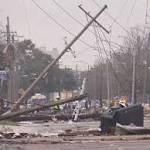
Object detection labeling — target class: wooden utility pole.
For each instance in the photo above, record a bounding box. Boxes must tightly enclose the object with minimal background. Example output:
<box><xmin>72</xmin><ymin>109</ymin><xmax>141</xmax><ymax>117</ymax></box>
<box><xmin>106</xmin><ymin>60</ymin><xmax>110</xmax><ymax>101</ymax></box>
<box><xmin>107</xmin><ymin>33</ymin><xmax>112</xmax><ymax>102</ymax></box>
<box><xmin>131</xmin><ymin>36</ymin><xmax>140</xmax><ymax>104</ymax></box>
<box><xmin>6</xmin><ymin>17</ymin><xmax>11</xmax><ymax>44</ymax></box>
<box><xmin>4</xmin><ymin>17</ymin><xmax>21</xmax><ymax>106</ymax></box>
<box><xmin>97</xmin><ymin>64</ymin><xmax>103</xmax><ymax>107</ymax></box>
<box><xmin>143</xmin><ymin>34</ymin><xmax>150</xmax><ymax>103</ymax></box>
<box><xmin>1</xmin><ymin>93</ymin><xmax>87</xmax><ymax>121</ymax></box>
<box><xmin>11</xmin><ymin>5</ymin><xmax>107</xmax><ymax>112</ymax></box>
<box><xmin>6</xmin><ymin>16</ymin><xmax>14</xmax><ymax>105</ymax></box>
<box><xmin>131</xmin><ymin>47</ymin><xmax>136</xmax><ymax>104</ymax></box>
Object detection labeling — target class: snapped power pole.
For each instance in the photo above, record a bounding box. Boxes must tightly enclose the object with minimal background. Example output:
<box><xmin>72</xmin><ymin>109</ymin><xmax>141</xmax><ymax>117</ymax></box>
<box><xmin>9</xmin><ymin>5</ymin><xmax>108</xmax><ymax>112</ymax></box>
<box><xmin>0</xmin><ymin>94</ymin><xmax>87</xmax><ymax>121</ymax></box>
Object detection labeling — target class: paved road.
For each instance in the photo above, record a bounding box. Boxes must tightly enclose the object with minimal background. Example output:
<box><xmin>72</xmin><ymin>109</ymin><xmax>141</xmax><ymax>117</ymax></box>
<box><xmin>1</xmin><ymin>140</ymin><xmax>150</xmax><ymax>150</ymax></box>
<box><xmin>0</xmin><ymin>119</ymin><xmax>150</xmax><ymax>150</ymax></box>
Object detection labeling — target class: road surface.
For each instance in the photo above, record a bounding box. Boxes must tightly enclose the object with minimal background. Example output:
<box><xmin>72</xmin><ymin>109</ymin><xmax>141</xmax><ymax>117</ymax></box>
<box><xmin>1</xmin><ymin>140</ymin><xmax>150</xmax><ymax>150</ymax></box>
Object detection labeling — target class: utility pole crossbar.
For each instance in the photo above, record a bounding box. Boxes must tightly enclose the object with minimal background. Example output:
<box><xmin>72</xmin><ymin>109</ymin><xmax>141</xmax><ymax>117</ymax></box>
<box><xmin>78</xmin><ymin>5</ymin><xmax>109</xmax><ymax>34</ymax></box>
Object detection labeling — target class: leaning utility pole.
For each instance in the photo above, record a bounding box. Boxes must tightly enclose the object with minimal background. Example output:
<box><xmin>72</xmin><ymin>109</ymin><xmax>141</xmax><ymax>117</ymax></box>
<box><xmin>10</xmin><ymin>5</ymin><xmax>107</xmax><ymax>112</ymax></box>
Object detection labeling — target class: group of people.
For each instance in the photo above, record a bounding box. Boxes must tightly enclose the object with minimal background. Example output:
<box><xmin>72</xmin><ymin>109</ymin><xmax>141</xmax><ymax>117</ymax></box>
<box><xmin>110</xmin><ymin>96</ymin><xmax>128</xmax><ymax>108</ymax></box>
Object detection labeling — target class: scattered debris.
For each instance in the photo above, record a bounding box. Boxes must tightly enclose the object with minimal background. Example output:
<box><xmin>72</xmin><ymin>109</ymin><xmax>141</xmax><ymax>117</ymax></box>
<box><xmin>116</xmin><ymin>123</ymin><xmax>150</xmax><ymax>135</ymax></box>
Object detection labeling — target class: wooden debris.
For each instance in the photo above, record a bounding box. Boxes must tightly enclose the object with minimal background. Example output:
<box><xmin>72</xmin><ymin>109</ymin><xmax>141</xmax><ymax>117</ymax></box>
<box><xmin>58</xmin><ymin>128</ymin><xmax>101</xmax><ymax>137</ymax></box>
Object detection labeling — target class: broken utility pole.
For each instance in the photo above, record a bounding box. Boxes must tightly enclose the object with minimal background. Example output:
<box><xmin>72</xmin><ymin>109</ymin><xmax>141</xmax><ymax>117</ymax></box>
<box><xmin>0</xmin><ymin>93</ymin><xmax>87</xmax><ymax>121</ymax></box>
<box><xmin>10</xmin><ymin>5</ymin><xmax>107</xmax><ymax>112</ymax></box>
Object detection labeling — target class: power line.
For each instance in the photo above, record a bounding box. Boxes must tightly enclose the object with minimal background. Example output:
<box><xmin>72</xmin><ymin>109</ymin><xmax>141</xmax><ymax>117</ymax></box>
<box><xmin>92</xmin><ymin>0</ymin><xmax>130</xmax><ymax>34</ymax></box>
<box><xmin>77</xmin><ymin>7</ymin><xmax>129</xmax><ymax>93</ymax></box>
<box><xmin>145</xmin><ymin>0</ymin><xmax>149</xmax><ymax>25</ymax></box>
<box><xmin>31</xmin><ymin>0</ymin><xmax>95</xmax><ymax>49</ymax></box>
<box><xmin>22</xmin><ymin>0</ymin><xmax>32</xmax><ymax>37</ymax></box>
<box><xmin>93</xmin><ymin>23</ymin><xmax>106</xmax><ymax>62</ymax></box>
<box><xmin>33</xmin><ymin>0</ymin><xmax>131</xmax><ymax>73</ymax></box>
<box><xmin>80</xmin><ymin>4</ymin><xmax>129</xmax><ymax>65</ymax></box>
<box><xmin>91</xmin><ymin>22</ymin><xmax>130</xmax><ymax>93</ymax></box>
<box><xmin>0</xmin><ymin>22</ymin><xmax>5</xmax><ymax>30</ymax></box>
<box><xmin>83</xmin><ymin>11</ymin><xmax>106</xmax><ymax>62</ymax></box>
<box><xmin>52</xmin><ymin>0</ymin><xmax>109</xmax><ymax>37</ymax></box>
<box><xmin>95</xmin><ymin>28</ymin><xmax>128</xmax><ymax>93</ymax></box>
<box><xmin>92</xmin><ymin>0</ymin><xmax>140</xmax><ymax>46</ymax></box>
<box><xmin>75</xmin><ymin>32</ymin><xmax>131</xmax><ymax>60</ymax></box>
<box><xmin>126</xmin><ymin>0</ymin><xmax>137</xmax><ymax>25</ymax></box>
<box><xmin>110</xmin><ymin>0</ymin><xmax>129</xmax><ymax>28</ymax></box>
<box><xmin>52</xmin><ymin>0</ymin><xmax>84</xmax><ymax>27</ymax></box>
<box><xmin>144</xmin><ymin>0</ymin><xmax>150</xmax><ymax>33</ymax></box>
<box><xmin>51</xmin><ymin>0</ymin><xmax>126</xmax><ymax>57</ymax></box>
<box><xmin>53</xmin><ymin>1</ymin><xmax>116</xmax><ymax>67</ymax></box>
<box><xmin>98</xmin><ymin>28</ymin><xmax>129</xmax><ymax>75</ymax></box>
<box><xmin>75</xmin><ymin>38</ymin><xmax>130</xmax><ymax>57</ymax></box>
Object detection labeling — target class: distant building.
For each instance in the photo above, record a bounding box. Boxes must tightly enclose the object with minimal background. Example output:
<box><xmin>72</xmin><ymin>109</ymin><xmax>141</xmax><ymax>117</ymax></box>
<box><xmin>49</xmin><ymin>90</ymin><xmax>78</xmax><ymax>101</ymax></box>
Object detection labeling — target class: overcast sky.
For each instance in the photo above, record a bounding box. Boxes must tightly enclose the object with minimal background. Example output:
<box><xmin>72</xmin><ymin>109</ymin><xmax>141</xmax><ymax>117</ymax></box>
<box><xmin>0</xmin><ymin>0</ymin><xmax>148</xmax><ymax>70</ymax></box>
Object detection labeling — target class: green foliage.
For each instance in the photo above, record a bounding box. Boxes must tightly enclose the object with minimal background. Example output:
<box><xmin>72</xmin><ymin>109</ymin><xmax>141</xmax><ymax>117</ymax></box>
<box><xmin>0</xmin><ymin>39</ymin><xmax>78</xmax><ymax>97</ymax></box>
<box><xmin>47</xmin><ymin>68</ymin><xmax>77</xmax><ymax>92</ymax></box>
<box><xmin>18</xmin><ymin>40</ymin><xmax>77</xmax><ymax>94</ymax></box>
<box><xmin>60</xmin><ymin>68</ymin><xmax>77</xmax><ymax>90</ymax></box>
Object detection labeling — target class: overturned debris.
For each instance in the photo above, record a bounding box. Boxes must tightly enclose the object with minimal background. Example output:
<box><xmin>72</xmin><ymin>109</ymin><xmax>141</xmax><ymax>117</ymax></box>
<box><xmin>116</xmin><ymin>123</ymin><xmax>150</xmax><ymax>135</ymax></box>
<box><xmin>100</xmin><ymin>104</ymin><xmax>144</xmax><ymax>134</ymax></box>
